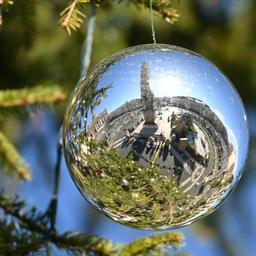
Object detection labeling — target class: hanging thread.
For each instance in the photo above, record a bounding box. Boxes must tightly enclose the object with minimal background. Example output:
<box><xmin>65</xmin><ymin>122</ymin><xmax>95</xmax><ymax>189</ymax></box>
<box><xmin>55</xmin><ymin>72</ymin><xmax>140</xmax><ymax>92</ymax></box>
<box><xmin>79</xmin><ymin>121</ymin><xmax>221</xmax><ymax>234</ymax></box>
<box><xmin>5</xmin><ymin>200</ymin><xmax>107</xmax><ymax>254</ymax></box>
<box><xmin>150</xmin><ymin>0</ymin><xmax>157</xmax><ymax>44</ymax></box>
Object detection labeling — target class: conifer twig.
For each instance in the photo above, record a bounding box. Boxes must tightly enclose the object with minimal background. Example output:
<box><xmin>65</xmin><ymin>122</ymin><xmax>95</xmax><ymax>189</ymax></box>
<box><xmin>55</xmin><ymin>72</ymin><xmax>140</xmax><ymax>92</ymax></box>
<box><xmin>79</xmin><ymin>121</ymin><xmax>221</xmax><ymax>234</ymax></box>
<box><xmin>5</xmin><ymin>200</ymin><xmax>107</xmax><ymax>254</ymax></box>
<box><xmin>60</xmin><ymin>0</ymin><xmax>89</xmax><ymax>35</ymax></box>
<box><xmin>0</xmin><ymin>194</ymin><xmax>118</xmax><ymax>255</ymax></box>
<box><xmin>131</xmin><ymin>0</ymin><xmax>180</xmax><ymax>24</ymax></box>
<box><xmin>59</xmin><ymin>0</ymin><xmax>180</xmax><ymax>35</ymax></box>
<box><xmin>0</xmin><ymin>194</ymin><xmax>184</xmax><ymax>255</ymax></box>
<box><xmin>0</xmin><ymin>85</ymin><xmax>66</xmax><ymax>108</ymax></box>
<box><xmin>121</xmin><ymin>232</ymin><xmax>184</xmax><ymax>255</ymax></box>
<box><xmin>0</xmin><ymin>131</ymin><xmax>30</xmax><ymax>180</ymax></box>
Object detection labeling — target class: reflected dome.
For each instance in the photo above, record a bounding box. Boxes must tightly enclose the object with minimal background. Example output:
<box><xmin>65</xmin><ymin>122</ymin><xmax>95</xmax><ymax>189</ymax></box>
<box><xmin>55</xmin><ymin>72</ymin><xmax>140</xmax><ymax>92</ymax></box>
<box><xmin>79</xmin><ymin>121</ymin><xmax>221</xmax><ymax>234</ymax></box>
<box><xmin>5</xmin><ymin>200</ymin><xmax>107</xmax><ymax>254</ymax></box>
<box><xmin>63</xmin><ymin>44</ymin><xmax>249</xmax><ymax>230</ymax></box>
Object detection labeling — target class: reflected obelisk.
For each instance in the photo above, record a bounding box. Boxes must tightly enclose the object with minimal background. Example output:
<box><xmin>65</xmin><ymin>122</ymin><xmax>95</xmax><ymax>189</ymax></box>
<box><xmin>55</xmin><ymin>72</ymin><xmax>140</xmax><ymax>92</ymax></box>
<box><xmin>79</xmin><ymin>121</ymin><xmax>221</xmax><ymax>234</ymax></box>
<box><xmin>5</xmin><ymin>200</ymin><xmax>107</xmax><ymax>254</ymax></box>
<box><xmin>140</xmin><ymin>62</ymin><xmax>156</xmax><ymax>125</ymax></box>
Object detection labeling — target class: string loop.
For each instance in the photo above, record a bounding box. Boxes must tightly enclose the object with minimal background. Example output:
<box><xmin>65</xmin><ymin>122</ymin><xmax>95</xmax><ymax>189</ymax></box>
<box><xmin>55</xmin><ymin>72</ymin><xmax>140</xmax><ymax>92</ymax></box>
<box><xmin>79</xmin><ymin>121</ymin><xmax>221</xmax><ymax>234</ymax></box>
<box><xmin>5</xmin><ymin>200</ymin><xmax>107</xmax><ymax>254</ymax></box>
<box><xmin>150</xmin><ymin>0</ymin><xmax>157</xmax><ymax>44</ymax></box>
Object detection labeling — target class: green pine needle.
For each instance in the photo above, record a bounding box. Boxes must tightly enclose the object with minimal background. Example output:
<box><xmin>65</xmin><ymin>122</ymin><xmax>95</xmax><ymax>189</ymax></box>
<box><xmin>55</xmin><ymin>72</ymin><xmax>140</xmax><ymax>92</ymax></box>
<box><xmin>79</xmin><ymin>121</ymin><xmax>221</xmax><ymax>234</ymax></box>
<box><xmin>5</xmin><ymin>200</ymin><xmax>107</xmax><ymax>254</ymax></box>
<box><xmin>0</xmin><ymin>131</ymin><xmax>30</xmax><ymax>181</ymax></box>
<box><xmin>0</xmin><ymin>194</ymin><xmax>185</xmax><ymax>255</ymax></box>
<box><xmin>0</xmin><ymin>85</ymin><xmax>66</xmax><ymax>180</ymax></box>
<box><xmin>59</xmin><ymin>0</ymin><xmax>180</xmax><ymax>35</ymax></box>
<box><xmin>121</xmin><ymin>233</ymin><xmax>184</xmax><ymax>256</ymax></box>
<box><xmin>0</xmin><ymin>194</ymin><xmax>120</xmax><ymax>255</ymax></box>
<box><xmin>0</xmin><ymin>85</ymin><xmax>66</xmax><ymax>108</ymax></box>
<box><xmin>60</xmin><ymin>0</ymin><xmax>90</xmax><ymax>35</ymax></box>
<box><xmin>131</xmin><ymin>0</ymin><xmax>180</xmax><ymax>24</ymax></box>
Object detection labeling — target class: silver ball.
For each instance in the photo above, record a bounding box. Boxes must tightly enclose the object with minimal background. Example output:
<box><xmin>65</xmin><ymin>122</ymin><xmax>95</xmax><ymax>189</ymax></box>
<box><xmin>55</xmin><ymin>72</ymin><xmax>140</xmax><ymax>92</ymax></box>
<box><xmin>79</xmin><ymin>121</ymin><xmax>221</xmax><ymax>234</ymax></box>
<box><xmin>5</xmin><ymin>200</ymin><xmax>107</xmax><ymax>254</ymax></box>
<box><xmin>63</xmin><ymin>44</ymin><xmax>249</xmax><ymax>230</ymax></box>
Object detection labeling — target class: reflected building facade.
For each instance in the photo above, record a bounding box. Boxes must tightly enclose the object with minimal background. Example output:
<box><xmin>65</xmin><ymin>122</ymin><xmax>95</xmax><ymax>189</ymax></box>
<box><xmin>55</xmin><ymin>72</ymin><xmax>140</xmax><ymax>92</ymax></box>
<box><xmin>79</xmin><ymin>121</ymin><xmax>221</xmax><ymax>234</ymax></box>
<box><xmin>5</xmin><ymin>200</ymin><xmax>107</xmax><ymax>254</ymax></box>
<box><xmin>88</xmin><ymin>109</ymin><xmax>108</xmax><ymax>138</ymax></box>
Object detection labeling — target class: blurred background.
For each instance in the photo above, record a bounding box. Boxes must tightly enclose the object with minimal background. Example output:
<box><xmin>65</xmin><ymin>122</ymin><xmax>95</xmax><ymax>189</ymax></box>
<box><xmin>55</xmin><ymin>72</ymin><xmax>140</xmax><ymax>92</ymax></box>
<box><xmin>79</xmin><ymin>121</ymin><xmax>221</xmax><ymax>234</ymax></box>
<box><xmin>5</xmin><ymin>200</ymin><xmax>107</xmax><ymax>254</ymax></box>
<box><xmin>0</xmin><ymin>0</ymin><xmax>256</xmax><ymax>255</ymax></box>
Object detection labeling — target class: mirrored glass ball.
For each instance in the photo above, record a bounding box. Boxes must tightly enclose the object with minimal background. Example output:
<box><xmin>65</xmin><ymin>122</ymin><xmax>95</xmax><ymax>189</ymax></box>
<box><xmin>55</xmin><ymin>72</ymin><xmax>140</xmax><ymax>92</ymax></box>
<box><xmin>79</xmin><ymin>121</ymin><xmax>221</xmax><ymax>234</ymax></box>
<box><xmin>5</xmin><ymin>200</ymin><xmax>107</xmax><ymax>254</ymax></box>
<box><xmin>63</xmin><ymin>44</ymin><xmax>249</xmax><ymax>230</ymax></box>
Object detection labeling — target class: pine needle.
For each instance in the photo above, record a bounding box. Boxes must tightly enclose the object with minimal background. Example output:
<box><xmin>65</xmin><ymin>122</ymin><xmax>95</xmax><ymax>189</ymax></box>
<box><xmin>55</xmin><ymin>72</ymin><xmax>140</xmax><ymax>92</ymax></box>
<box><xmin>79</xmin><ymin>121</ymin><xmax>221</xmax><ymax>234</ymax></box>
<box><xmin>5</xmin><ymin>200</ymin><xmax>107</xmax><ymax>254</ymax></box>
<box><xmin>131</xmin><ymin>0</ymin><xmax>180</xmax><ymax>24</ymax></box>
<box><xmin>60</xmin><ymin>0</ymin><xmax>89</xmax><ymax>35</ymax></box>
<box><xmin>0</xmin><ymin>131</ymin><xmax>30</xmax><ymax>181</ymax></box>
<box><xmin>0</xmin><ymin>85</ymin><xmax>66</xmax><ymax>108</ymax></box>
<box><xmin>59</xmin><ymin>0</ymin><xmax>180</xmax><ymax>35</ymax></box>
<box><xmin>121</xmin><ymin>232</ymin><xmax>184</xmax><ymax>256</ymax></box>
<box><xmin>0</xmin><ymin>194</ymin><xmax>120</xmax><ymax>255</ymax></box>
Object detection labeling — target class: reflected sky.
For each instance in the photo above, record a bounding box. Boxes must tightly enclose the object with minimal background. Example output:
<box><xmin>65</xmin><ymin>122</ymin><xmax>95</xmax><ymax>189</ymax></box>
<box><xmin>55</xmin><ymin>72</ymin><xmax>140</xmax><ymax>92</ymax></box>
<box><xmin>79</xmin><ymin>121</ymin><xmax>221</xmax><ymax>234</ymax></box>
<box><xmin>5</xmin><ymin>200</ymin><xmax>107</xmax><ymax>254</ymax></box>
<box><xmin>91</xmin><ymin>45</ymin><xmax>249</xmax><ymax>179</ymax></box>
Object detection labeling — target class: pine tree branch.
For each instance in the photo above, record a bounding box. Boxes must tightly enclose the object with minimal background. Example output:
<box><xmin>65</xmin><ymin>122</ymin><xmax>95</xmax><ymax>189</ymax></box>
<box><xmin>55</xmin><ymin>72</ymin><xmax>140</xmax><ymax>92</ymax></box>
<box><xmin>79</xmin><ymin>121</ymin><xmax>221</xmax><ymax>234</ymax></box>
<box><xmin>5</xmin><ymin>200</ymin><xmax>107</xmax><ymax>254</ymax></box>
<box><xmin>0</xmin><ymin>131</ymin><xmax>30</xmax><ymax>181</ymax></box>
<box><xmin>121</xmin><ymin>232</ymin><xmax>184</xmax><ymax>256</ymax></box>
<box><xmin>60</xmin><ymin>0</ymin><xmax>90</xmax><ymax>35</ymax></box>
<box><xmin>0</xmin><ymin>85</ymin><xmax>66</xmax><ymax>108</ymax></box>
<box><xmin>0</xmin><ymin>85</ymin><xmax>66</xmax><ymax>181</ymax></box>
<box><xmin>0</xmin><ymin>220</ymin><xmax>46</xmax><ymax>256</ymax></box>
<box><xmin>130</xmin><ymin>0</ymin><xmax>180</xmax><ymax>24</ymax></box>
<box><xmin>59</xmin><ymin>0</ymin><xmax>180</xmax><ymax>35</ymax></box>
<box><xmin>0</xmin><ymin>194</ymin><xmax>119</xmax><ymax>255</ymax></box>
<box><xmin>0</xmin><ymin>195</ymin><xmax>49</xmax><ymax>236</ymax></box>
<box><xmin>0</xmin><ymin>194</ymin><xmax>185</xmax><ymax>256</ymax></box>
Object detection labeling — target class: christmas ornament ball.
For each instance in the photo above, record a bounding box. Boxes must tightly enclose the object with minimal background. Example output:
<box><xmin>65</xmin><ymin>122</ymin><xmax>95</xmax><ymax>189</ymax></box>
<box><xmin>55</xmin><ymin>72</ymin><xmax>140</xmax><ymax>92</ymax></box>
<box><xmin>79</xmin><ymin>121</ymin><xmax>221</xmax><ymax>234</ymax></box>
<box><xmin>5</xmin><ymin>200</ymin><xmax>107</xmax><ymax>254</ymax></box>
<box><xmin>63</xmin><ymin>44</ymin><xmax>249</xmax><ymax>230</ymax></box>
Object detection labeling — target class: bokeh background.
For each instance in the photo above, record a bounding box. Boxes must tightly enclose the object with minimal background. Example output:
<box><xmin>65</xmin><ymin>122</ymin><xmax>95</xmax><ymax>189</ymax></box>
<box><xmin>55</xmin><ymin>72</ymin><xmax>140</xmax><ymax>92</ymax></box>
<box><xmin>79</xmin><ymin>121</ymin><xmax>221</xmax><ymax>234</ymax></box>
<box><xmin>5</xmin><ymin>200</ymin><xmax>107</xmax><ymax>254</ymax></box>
<box><xmin>0</xmin><ymin>1</ymin><xmax>256</xmax><ymax>255</ymax></box>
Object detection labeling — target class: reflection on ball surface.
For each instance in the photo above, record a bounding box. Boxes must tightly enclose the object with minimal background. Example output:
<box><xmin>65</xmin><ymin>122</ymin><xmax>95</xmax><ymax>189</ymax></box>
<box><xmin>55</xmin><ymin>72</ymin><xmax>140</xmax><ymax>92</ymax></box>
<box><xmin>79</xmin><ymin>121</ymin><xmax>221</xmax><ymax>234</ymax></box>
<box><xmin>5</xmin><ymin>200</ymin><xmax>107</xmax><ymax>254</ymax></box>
<box><xmin>63</xmin><ymin>44</ymin><xmax>249</xmax><ymax>230</ymax></box>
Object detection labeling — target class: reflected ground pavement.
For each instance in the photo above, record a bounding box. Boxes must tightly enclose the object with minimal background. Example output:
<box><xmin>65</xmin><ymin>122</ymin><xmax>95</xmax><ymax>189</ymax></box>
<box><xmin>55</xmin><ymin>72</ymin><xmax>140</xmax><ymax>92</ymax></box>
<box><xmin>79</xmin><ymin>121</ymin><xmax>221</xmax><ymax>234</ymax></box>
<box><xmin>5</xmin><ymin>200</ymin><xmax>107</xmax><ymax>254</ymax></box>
<box><xmin>63</xmin><ymin>44</ymin><xmax>249</xmax><ymax>230</ymax></box>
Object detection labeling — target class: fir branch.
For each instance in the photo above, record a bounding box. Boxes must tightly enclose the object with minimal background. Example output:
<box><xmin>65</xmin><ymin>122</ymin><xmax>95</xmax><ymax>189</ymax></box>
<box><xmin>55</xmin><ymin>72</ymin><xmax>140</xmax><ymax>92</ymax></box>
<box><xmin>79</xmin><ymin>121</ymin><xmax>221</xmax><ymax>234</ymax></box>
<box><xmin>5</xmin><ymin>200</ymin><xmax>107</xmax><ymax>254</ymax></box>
<box><xmin>121</xmin><ymin>233</ymin><xmax>184</xmax><ymax>256</ymax></box>
<box><xmin>0</xmin><ymin>194</ymin><xmax>184</xmax><ymax>256</ymax></box>
<box><xmin>130</xmin><ymin>0</ymin><xmax>180</xmax><ymax>24</ymax></box>
<box><xmin>0</xmin><ymin>220</ymin><xmax>46</xmax><ymax>256</ymax></box>
<box><xmin>0</xmin><ymin>131</ymin><xmax>30</xmax><ymax>181</ymax></box>
<box><xmin>60</xmin><ymin>0</ymin><xmax>90</xmax><ymax>35</ymax></box>
<box><xmin>0</xmin><ymin>194</ymin><xmax>49</xmax><ymax>237</ymax></box>
<box><xmin>0</xmin><ymin>194</ymin><xmax>55</xmax><ymax>255</ymax></box>
<box><xmin>0</xmin><ymin>194</ymin><xmax>119</xmax><ymax>256</ymax></box>
<box><xmin>54</xmin><ymin>231</ymin><xmax>118</xmax><ymax>255</ymax></box>
<box><xmin>0</xmin><ymin>85</ymin><xmax>66</xmax><ymax>108</ymax></box>
<box><xmin>59</xmin><ymin>0</ymin><xmax>179</xmax><ymax>35</ymax></box>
